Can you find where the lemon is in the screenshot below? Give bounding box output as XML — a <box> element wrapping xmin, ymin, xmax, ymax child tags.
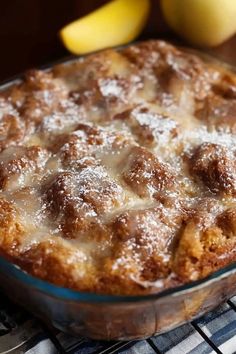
<box><xmin>161</xmin><ymin>0</ymin><xmax>236</xmax><ymax>47</ymax></box>
<box><xmin>60</xmin><ymin>0</ymin><xmax>150</xmax><ymax>55</ymax></box>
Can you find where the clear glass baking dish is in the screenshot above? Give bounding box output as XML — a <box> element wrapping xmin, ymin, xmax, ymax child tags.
<box><xmin>0</xmin><ymin>256</ymin><xmax>235</xmax><ymax>340</ymax></box>
<box><xmin>0</xmin><ymin>46</ymin><xmax>236</xmax><ymax>341</ymax></box>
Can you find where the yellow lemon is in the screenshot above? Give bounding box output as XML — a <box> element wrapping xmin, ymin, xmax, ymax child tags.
<box><xmin>60</xmin><ymin>0</ymin><xmax>150</xmax><ymax>55</ymax></box>
<box><xmin>161</xmin><ymin>0</ymin><xmax>236</xmax><ymax>47</ymax></box>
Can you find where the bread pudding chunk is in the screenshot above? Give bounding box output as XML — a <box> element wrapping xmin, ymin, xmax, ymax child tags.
<box><xmin>189</xmin><ymin>143</ymin><xmax>236</xmax><ymax>196</ymax></box>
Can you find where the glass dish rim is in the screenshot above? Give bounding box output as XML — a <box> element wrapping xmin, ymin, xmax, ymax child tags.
<box><xmin>0</xmin><ymin>256</ymin><xmax>235</xmax><ymax>303</ymax></box>
<box><xmin>0</xmin><ymin>42</ymin><xmax>236</xmax><ymax>304</ymax></box>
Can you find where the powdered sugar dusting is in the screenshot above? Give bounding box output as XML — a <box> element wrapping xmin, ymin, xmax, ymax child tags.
<box><xmin>133</xmin><ymin>105</ymin><xmax>177</xmax><ymax>144</ymax></box>
<box><xmin>99</xmin><ymin>78</ymin><xmax>124</xmax><ymax>98</ymax></box>
<box><xmin>183</xmin><ymin>126</ymin><xmax>236</xmax><ymax>152</ymax></box>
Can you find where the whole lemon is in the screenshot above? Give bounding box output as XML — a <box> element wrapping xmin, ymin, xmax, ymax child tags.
<box><xmin>161</xmin><ymin>0</ymin><xmax>236</xmax><ymax>47</ymax></box>
<box><xmin>60</xmin><ymin>0</ymin><xmax>150</xmax><ymax>55</ymax></box>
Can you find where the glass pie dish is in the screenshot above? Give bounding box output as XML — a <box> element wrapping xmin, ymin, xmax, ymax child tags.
<box><xmin>0</xmin><ymin>44</ymin><xmax>235</xmax><ymax>341</ymax></box>
<box><xmin>0</xmin><ymin>256</ymin><xmax>235</xmax><ymax>340</ymax></box>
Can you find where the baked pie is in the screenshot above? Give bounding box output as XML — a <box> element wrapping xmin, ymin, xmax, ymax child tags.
<box><xmin>0</xmin><ymin>41</ymin><xmax>235</xmax><ymax>295</ymax></box>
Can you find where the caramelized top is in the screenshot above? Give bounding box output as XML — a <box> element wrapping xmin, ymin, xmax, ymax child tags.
<box><xmin>0</xmin><ymin>41</ymin><xmax>235</xmax><ymax>295</ymax></box>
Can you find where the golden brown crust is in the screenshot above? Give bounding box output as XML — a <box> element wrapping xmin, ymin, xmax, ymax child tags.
<box><xmin>0</xmin><ymin>146</ymin><xmax>49</xmax><ymax>191</ymax></box>
<box><xmin>0</xmin><ymin>40</ymin><xmax>235</xmax><ymax>295</ymax></box>
<box><xmin>189</xmin><ymin>143</ymin><xmax>236</xmax><ymax>196</ymax></box>
<box><xmin>0</xmin><ymin>198</ymin><xmax>24</xmax><ymax>256</ymax></box>
<box><xmin>122</xmin><ymin>146</ymin><xmax>175</xmax><ymax>197</ymax></box>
